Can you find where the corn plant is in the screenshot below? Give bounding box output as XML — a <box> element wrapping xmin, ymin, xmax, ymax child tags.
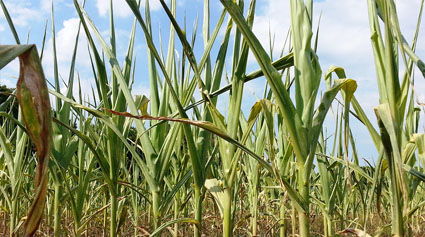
<box><xmin>220</xmin><ymin>0</ymin><xmax>357</xmax><ymax>236</ymax></box>
<box><xmin>366</xmin><ymin>0</ymin><xmax>425</xmax><ymax>235</ymax></box>
<box><xmin>1</xmin><ymin>0</ymin><xmax>425</xmax><ymax>236</ymax></box>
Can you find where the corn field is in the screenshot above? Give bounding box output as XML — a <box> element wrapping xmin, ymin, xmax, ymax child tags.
<box><xmin>0</xmin><ymin>0</ymin><xmax>425</xmax><ymax>236</ymax></box>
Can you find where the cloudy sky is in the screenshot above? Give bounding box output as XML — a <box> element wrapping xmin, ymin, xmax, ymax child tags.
<box><xmin>0</xmin><ymin>0</ymin><xmax>424</xmax><ymax>161</ymax></box>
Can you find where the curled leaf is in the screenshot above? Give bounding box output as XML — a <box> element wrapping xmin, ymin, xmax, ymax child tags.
<box><xmin>0</xmin><ymin>45</ymin><xmax>52</xmax><ymax>236</ymax></box>
<box><xmin>204</xmin><ymin>179</ymin><xmax>225</xmax><ymax>218</ymax></box>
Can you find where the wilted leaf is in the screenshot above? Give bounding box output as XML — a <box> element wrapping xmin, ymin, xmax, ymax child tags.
<box><xmin>135</xmin><ymin>95</ymin><xmax>150</xmax><ymax>116</ymax></box>
<box><xmin>0</xmin><ymin>45</ymin><xmax>52</xmax><ymax>236</ymax></box>
<box><xmin>204</xmin><ymin>179</ymin><xmax>225</xmax><ymax>217</ymax></box>
<box><xmin>104</xmin><ymin>108</ymin><xmax>273</xmax><ymax>172</ymax></box>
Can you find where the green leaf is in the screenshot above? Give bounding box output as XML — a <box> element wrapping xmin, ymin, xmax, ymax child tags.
<box><xmin>0</xmin><ymin>0</ymin><xmax>21</xmax><ymax>44</ymax></box>
<box><xmin>105</xmin><ymin>108</ymin><xmax>273</xmax><ymax>173</ymax></box>
<box><xmin>403</xmin><ymin>164</ymin><xmax>425</xmax><ymax>183</ymax></box>
<box><xmin>321</xmin><ymin>154</ymin><xmax>373</xmax><ymax>183</ymax></box>
<box><xmin>220</xmin><ymin>0</ymin><xmax>307</xmax><ymax>162</ymax></box>
<box><xmin>52</xmin><ymin>135</ymin><xmax>79</xmax><ymax>169</ymax></box>
<box><xmin>0</xmin><ymin>45</ymin><xmax>32</xmax><ymax>69</ymax></box>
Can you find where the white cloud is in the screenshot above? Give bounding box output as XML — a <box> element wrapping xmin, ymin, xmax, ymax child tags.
<box><xmin>43</xmin><ymin>18</ymin><xmax>91</xmax><ymax>75</ymax></box>
<box><xmin>96</xmin><ymin>0</ymin><xmax>162</xmax><ymax>18</ymax></box>
<box><xmin>250</xmin><ymin>0</ymin><xmax>425</xmax><ymax>159</ymax></box>
<box><xmin>0</xmin><ymin>57</ymin><xmax>19</xmax><ymax>89</ymax></box>
<box><xmin>41</xmin><ymin>16</ymin><xmax>138</xmax><ymax>108</ymax></box>
<box><xmin>41</xmin><ymin>17</ymin><xmax>97</xmax><ymax>108</ymax></box>
<box><xmin>132</xmin><ymin>84</ymin><xmax>150</xmax><ymax>97</ymax></box>
<box><xmin>314</xmin><ymin>0</ymin><xmax>371</xmax><ymax>67</ymax></box>
<box><xmin>0</xmin><ymin>77</ymin><xmax>17</xmax><ymax>88</ymax></box>
<box><xmin>252</xmin><ymin>0</ymin><xmax>291</xmax><ymax>58</ymax></box>
<box><xmin>1</xmin><ymin>58</ymin><xmax>19</xmax><ymax>74</ymax></box>
<box><xmin>0</xmin><ymin>1</ymin><xmax>43</xmax><ymax>27</ymax></box>
<box><xmin>252</xmin><ymin>0</ymin><xmax>425</xmax><ymax>108</ymax></box>
<box><xmin>40</xmin><ymin>0</ymin><xmax>52</xmax><ymax>12</ymax></box>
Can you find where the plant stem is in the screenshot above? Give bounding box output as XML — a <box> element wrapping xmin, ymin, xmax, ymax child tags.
<box><xmin>297</xmin><ymin>167</ymin><xmax>310</xmax><ymax>237</ymax></box>
<box><xmin>390</xmin><ymin>165</ymin><xmax>404</xmax><ymax>236</ymax></box>
<box><xmin>251</xmin><ymin>189</ymin><xmax>258</xmax><ymax>236</ymax></box>
<box><xmin>280</xmin><ymin>197</ymin><xmax>286</xmax><ymax>237</ymax></box>
<box><xmin>10</xmin><ymin>199</ymin><xmax>17</xmax><ymax>237</ymax></box>
<box><xmin>152</xmin><ymin>191</ymin><xmax>160</xmax><ymax>231</ymax></box>
<box><xmin>54</xmin><ymin>183</ymin><xmax>61</xmax><ymax>236</ymax></box>
<box><xmin>223</xmin><ymin>187</ymin><xmax>233</xmax><ymax>237</ymax></box>
<box><xmin>110</xmin><ymin>192</ymin><xmax>117</xmax><ymax>237</ymax></box>
<box><xmin>194</xmin><ymin>187</ymin><xmax>202</xmax><ymax>237</ymax></box>
<box><xmin>173</xmin><ymin>196</ymin><xmax>179</xmax><ymax>237</ymax></box>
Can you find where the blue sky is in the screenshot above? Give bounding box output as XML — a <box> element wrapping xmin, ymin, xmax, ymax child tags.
<box><xmin>1</xmin><ymin>0</ymin><xmax>425</xmax><ymax>162</ymax></box>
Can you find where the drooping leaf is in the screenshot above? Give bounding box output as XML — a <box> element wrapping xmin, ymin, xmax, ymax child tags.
<box><xmin>0</xmin><ymin>45</ymin><xmax>52</xmax><ymax>237</ymax></box>
<box><xmin>104</xmin><ymin>108</ymin><xmax>273</xmax><ymax>173</ymax></box>
<box><xmin>204</xmin><ymin>178</ymin><xmax>225</xmax><ymax>217</ymax></box>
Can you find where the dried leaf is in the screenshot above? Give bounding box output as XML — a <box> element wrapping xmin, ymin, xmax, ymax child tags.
<box><xmin>339</xmin><ymin>228</ymin><xmax>372</xmax><ymax>237</ymax></box>
<box><xmin>0</xmin><ymin>45</ymin><xmax>52</xmax><ymax>236</ymax></box>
